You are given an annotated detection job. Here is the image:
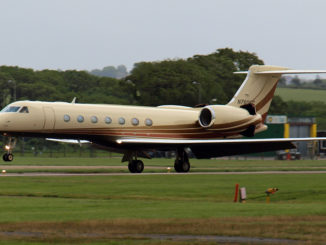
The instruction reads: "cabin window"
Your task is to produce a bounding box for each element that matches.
[131,118,139,126]
[145,118,153,126]
[77,115,84,123]
[1,106,21,113]
[105,116,112,124]
[119,117,125,125]
[19,106,29,113]
[63,114,70,122]
[91,116,98,123]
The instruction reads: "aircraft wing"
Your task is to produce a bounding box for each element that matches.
[116,137,326,145]
[116,137,326,158]
[46,138,91,144]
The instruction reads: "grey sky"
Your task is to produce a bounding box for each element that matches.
[1,0,326,72]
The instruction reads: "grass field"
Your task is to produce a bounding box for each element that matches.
[275,87,326,102]
[0,158,325,244]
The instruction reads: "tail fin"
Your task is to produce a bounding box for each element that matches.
[228,65,288,120]
[228,65,326,119]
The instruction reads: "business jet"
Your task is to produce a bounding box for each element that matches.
[0,65,325,173]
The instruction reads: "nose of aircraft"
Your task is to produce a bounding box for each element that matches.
[0,113,11,133]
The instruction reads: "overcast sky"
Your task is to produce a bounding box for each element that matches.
[1,0,326,73]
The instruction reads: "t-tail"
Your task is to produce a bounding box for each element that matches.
[228,65,326,121]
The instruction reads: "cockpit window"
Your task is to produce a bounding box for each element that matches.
[1,106,21,113]
[19,106,29,113]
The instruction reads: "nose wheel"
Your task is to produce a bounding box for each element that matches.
[3,153,13,162]
[3,137,16,162]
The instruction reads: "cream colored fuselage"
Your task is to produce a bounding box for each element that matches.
[0,101,263,151]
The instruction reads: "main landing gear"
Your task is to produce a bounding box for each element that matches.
[123,149,190,174]
[128,159,144,173]
[122,152,146,173]
[174,148,190,173]
[3,137,16,162]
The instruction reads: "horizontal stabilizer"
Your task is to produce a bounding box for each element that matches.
[234,70,326,75]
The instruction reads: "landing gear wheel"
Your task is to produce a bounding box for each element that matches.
[134,160,144,173]
[3,137,16,162]
[174,148,190,173]
[174,160,182,172]
[181,160,190,172]
[128,160,144,173]
[128,161,136,173]
[7,153,13,162]
[174,160,190,173]
[3,153,13,162]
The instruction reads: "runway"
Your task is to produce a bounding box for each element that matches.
[0,231,299,244]
[1,170,326,177]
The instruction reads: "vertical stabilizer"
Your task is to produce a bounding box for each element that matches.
[228,65,289,120]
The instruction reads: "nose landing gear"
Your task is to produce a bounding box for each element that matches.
[3,137,16,162]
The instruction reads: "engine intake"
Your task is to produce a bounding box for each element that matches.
[198,106,215,128]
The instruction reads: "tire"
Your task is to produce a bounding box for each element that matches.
[174,159,190,172]
[181,161,190,172]
[128,161,136,173]
[7,154,13,162]
[135,160,144,173]
[2,154,8,162]
[174,160,182,172]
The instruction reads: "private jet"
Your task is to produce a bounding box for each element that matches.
[1,65,325,173]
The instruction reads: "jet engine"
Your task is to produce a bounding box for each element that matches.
[198,105,262,136]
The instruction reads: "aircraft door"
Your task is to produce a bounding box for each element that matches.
[43,106,55,130]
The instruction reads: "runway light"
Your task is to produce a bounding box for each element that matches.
[4,145,10,150]
[167,167,171,173]
[239,187,247,203]
[265,187,279,203]
[2,170,6,174]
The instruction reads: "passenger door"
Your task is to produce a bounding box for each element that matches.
[43,106,55,130]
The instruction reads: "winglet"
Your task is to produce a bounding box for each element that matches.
[71,97,77,104]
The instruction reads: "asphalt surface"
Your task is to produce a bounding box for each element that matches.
[0,170,326,177]
[0,231,299,244]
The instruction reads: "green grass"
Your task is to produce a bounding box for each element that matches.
[0,174,324,222]
[0,159,326,243]
[275,87,326,102]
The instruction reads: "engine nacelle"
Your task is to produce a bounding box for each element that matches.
[198,105,262,134]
